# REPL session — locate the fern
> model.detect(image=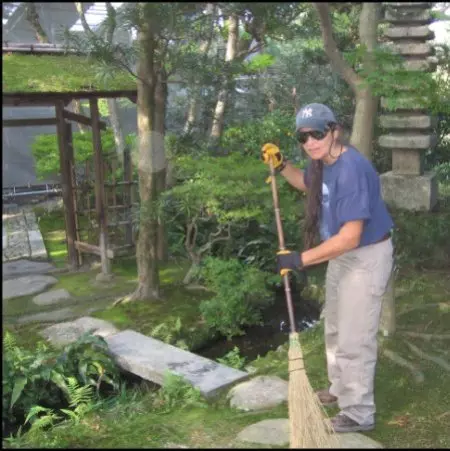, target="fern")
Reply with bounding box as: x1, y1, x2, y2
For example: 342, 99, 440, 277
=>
66, 377, 94, 408
25, 405, 61, 430
3, 331, 17, 352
